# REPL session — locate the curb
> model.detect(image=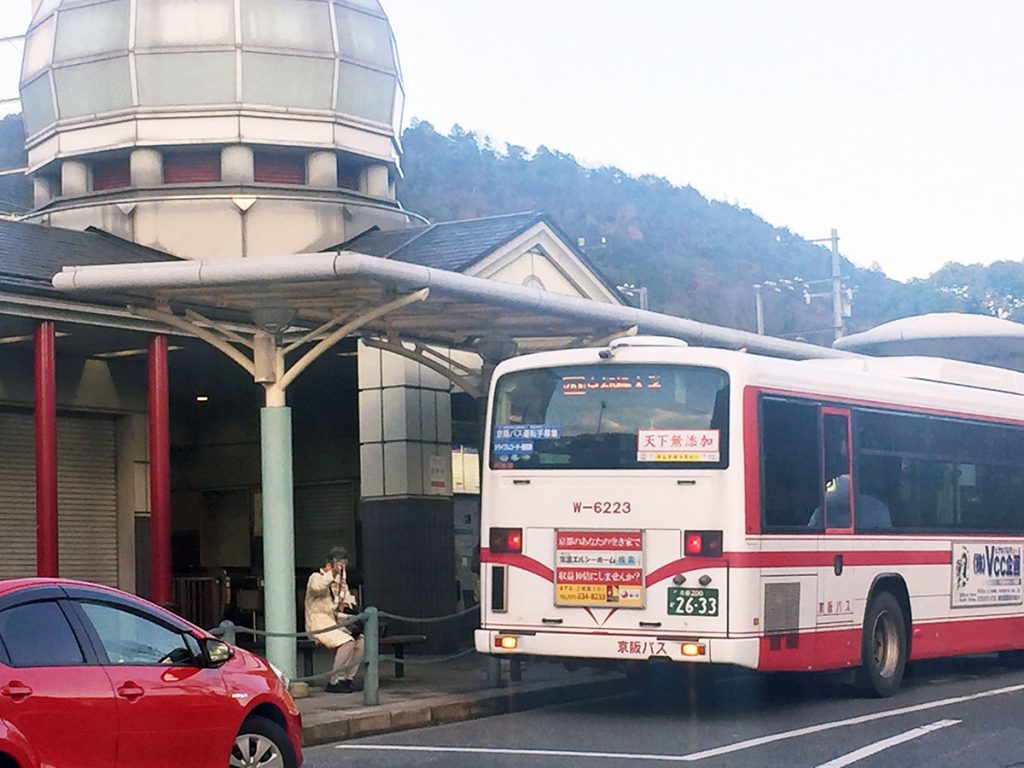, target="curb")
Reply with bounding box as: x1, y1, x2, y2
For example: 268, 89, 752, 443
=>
301, 674, 623, 746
